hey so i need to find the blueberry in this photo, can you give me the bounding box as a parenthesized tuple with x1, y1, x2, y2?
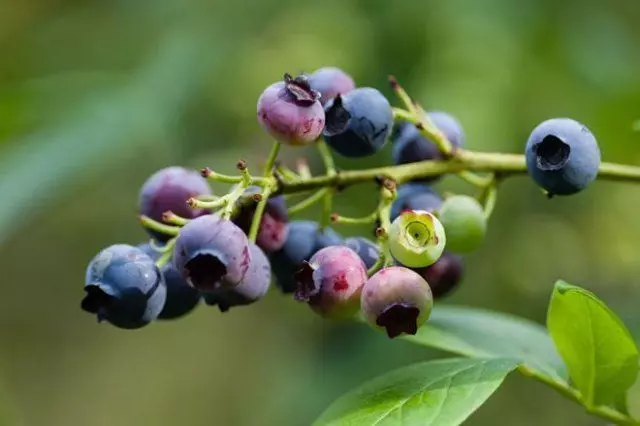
(344, 237, 380, 270)
(294, 245, 367, 319)
(438, 195, 486, 254)
(139, 167, 212, 242)
(388, 210, 446, 268)
(412, 252, 464, 299)
(269, 221, 343, 293)
(308, 67, 356, 106)
(257, 73, 325, 146)
(525, 118, 601, 196)
(232, 186, 290, 253)
(323, 88, 393, 158)
(138, 243, 201, 319)
(81, 244, 167, 329)
(202, 244, 271, 312)
(392, 111, 465, 182)
(390, 183, 443, 221)
(173, 215, 251, 292)
(361, 266, 433, 339)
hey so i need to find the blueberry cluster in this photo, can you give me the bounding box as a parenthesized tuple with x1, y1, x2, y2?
(81, 67, 602, 340)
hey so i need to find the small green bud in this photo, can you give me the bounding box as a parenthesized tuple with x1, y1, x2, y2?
(438, 195, 486, 253)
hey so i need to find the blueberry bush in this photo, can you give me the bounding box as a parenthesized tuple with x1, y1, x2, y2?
(82, 71, 640, 425)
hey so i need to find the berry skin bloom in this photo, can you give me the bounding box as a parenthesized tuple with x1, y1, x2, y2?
(139, 166, 212, 242)
(257, 73, 325, 146)
(411, 251, 464, 299)
(389, 209, 446, 268)
(392, 111, 465, 182)
(438, 195, 487, 254)
(294, 245, 367, 319)
(231, 186, 290, 253)
(390, 183, 443, 221)
(308, 67, 356, 106)
(361, 266, 433, 339)
(202, 244, 271, 312)
(525, 118, 601, 196)
(344, 237, 380, 270)
(172, 215, 251, 292)
(81, 244, 167, 329)
(323, 88, 393, 158)
(138, 243, 201, 319)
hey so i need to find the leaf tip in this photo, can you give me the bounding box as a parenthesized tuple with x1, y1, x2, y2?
(554, 280, 575, 295)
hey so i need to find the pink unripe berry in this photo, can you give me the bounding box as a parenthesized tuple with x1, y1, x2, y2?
(257, 73, 325, 146)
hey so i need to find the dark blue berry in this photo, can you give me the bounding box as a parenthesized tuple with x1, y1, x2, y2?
(411, 251, 464, 299)
(139, 167, 212, 242)
(344, 237, 380, 270)
(390, 183, 443, 221)
(82, 244, 166, 329)
(269, 221, 343, 293)
(525, 118, 601, 196)
(202, 244, 271, 312)
(391, 111, 465, 182)
(138, 243, 201, 319)
(173, 215, 251, 292)
(323, 88, 393, 158)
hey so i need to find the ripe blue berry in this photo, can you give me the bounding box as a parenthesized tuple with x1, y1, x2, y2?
(82, 244, 167, 329)
(139, 167, 212, 242)
(232, 186, 289, 253)
(173, 215, 251, 292)
(344, 237, 380, 270)
(308, 67, 355, 105)
(269, 221, 343, 293)
(438, 195, 486, 254)
(202, 244, 271, 312)
(390, 183, 443, 221)
(389, 210, 446, 268)
(361, 266, 433, 338)
(257, 73, 325, 146)
(525, 118, 601, 196)
(138, 243, 201, 319)
(391, 111, 465, 182)
(323, 88, 393, 158)
(411, 251, 464, 299)
(294, 245, 367, 319)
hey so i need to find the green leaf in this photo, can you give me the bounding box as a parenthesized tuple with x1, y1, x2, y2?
(402, 306, 567, 381)
(313, 358, 518, 426)
(547, 280, 639, 407)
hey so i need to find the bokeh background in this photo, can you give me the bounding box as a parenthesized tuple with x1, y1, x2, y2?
(1, 0, 640, 425)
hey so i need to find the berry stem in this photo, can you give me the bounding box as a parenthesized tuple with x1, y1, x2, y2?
(482, 180, 499, 221)
(275, 163, 299, 182)
(367, 185, 396, 276)
(317, 140, 337, 230)
(162, 211, 190, 226)
(392, 106, 453, 156)
(139, 215, 180, 236)
(331, 211, 378, 225)
(288, 188, 330, 215)
(317, 139, 337, 176)
(321, 188, 333, 230)
(457, 170, 494, 188)
(248, 186, 273, 243)
(388, 76, 417, 115)
(154, 238, 176, 268)
(263, 142, 281, 177)
(296, 158, 312, 180)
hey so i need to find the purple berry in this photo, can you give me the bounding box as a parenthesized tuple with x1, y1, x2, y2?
(390, 183, 443, 221)
(392, 111, 465, 182)
(344, 237, 380, 270)
(323, 88, 393, 158)
(202, 244, 271, 312)
(412, 252, 464, 299)
(139, 167, 212, 242)
(82, 244, 167, 329)
(294, 245, 367, 319)
(172, 215, 251, 292)
(361, 266, 433, 339)
(308, 67, 356, 105)
(232, 186, 289, 253)
(269, 221, 343, 293)
(138, 243, 201, 319)
(257, 73, 325, 146)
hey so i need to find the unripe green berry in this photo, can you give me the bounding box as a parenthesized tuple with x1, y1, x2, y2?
(388, 210, 446, 268)
(438, 195, 486, 254)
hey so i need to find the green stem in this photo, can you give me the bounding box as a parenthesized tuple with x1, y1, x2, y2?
(483, 183, 498, 221)
(332, 211, 378, 225)
(288, 188, 329, 215)
(367, 186, 396, 276)
(317, 140, 336, 176)
(139, 215, 180, 236)
(321, 188, 333, 230)
(275, 149, 640, 195)
(248, 187, 272, 243)
(457, 170, 493, 188)
(297, 158, 312, 180)
(518, 366, 639, 425)
(263, 142, 281, 177)
(154, 238, 176, 268)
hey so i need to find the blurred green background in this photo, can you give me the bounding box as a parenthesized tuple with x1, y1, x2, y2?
(1, 0, 640, 425)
